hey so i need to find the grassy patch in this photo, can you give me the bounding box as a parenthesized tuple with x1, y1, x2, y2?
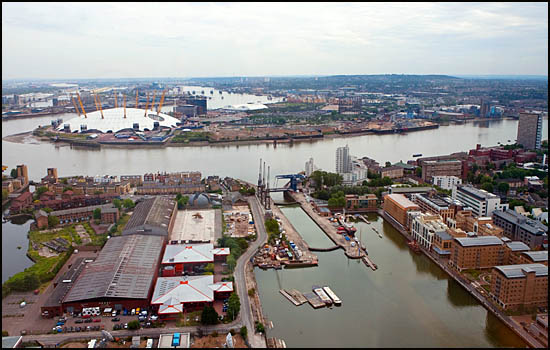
(175, 311, 202, 327)
(111, 213, 130, 236)
(463, 269, 482, 280)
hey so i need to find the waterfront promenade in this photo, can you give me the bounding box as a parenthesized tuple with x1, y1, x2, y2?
(378, 209, 545, 348)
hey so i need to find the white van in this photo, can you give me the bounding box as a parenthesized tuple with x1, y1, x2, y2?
(146, 339, 153, 348)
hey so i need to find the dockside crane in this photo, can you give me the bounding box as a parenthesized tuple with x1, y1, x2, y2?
(123, 94, 127, 118)
(76, 93, 87, 118)
(144, 92, 150, 117)
(157, 90, 166, 116)
(71, 95, 81, 116)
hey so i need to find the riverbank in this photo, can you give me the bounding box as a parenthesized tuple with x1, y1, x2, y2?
(377, 209, 545, 348)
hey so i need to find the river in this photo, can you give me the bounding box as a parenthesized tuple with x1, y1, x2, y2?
(254, 207, 527, 347)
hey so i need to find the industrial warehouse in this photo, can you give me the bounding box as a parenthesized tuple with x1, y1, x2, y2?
(39, 195, 232, 320)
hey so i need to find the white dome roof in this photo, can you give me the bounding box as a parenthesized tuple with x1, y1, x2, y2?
(58, 107, 180, 133)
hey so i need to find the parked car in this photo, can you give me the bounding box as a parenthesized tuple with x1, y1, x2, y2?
(75, 319, 83, 324)
(75, 326, 81, 332)
(149, 315, 158, 321)
(93, 318, 101, 322)
(113, 324, 120, 330)
(84, 319, 92, 323)
(112, 317, 120, 322)
(124, 323, 128, 329)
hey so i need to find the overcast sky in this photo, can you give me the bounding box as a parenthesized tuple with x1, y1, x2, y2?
(2, 2, 548, 80)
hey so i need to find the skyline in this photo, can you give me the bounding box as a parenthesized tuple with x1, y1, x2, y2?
(2, 2, 548, 80)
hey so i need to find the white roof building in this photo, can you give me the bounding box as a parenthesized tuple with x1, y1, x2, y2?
(162, 243, 230, 264)
(58, 107, 180, 133)
(151, 275, 233, 314)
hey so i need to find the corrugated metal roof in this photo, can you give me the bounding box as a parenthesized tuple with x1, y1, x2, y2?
(151, 275, 233, 308)
(494, 264, 548, 279)
(63, 235, 163, 303)
(455, 235, 503, 247)
(123, 197, 175, 236)
(505, 241, 530, 251)
(522, 250, 548, 262)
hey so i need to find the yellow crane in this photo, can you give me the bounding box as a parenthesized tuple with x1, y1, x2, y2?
(157, 89, 167, 116)
(143, 92, 150, 117)
(149, 91, 156, 117)
(114, 92, 118, 108)
(123, 94, 127, 118)
(135, 90, 139, 108)
(71, 95, 81, 116)
(96, 93, 105, 119)
(76, 93, 87, 118)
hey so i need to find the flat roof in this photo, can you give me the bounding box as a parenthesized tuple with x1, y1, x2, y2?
(494, 264, 548, 279)
(455, 235, 503, 247)
(158, 333, 190, 348)
(2, 336, 22, 349)
(170, 209, 217, 242)
(456, 184, 498, 200)
(417, 193, 450, 208)
(385, 194, 419, 210)
(522, 250, 548, 262)
(162, 243, 229, 264)
(63, 234, 163, 303)
(151, 275, 233, 313)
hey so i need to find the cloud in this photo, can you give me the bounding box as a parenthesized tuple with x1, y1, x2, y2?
(2, 2, 548, 79)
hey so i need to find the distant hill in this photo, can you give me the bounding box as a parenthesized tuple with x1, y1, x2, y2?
(453, 75, 548, 80)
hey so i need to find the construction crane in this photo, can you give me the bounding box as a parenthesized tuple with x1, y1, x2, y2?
(123, 94, 127, 119)
(71, 95, 81, 116)
(149, 91, 156, 117)
(114, 92, 118, 108)
(135, 90, 139, 108)
(76, 93, 87, 118)
(96, 93, 105, 119)
(157, 89, 166, 116)
(143, 92, 150, 117)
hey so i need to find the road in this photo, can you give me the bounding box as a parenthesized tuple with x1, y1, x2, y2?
(236, 195, 268, 348)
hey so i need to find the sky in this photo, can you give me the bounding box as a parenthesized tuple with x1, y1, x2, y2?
(2, 2, 548, 80)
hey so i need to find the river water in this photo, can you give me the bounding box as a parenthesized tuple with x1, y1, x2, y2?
(254, 207, 526, 347)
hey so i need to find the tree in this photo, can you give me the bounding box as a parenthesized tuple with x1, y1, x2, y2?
(204, 263, 214, 273)
(113, 199, 122, 209)
(48, 215, 59, 228)
(240, 326, 248, 340)
(201, 306, 219, 325)
(43, 207, 53, 213)
(127, 320, 140, 330)
(481, 182, 494, 193)
(2, 189, 7, 201)
(34, 186, 49, 199)
(227, 292, 240, 321)
(62, 186, 73, 193)
(247, 187, 256, 195)
(227, 255, 236, 273)
(122, 198, 135, 209)
(176, 193, 183, 201)
(10, 168, 17, 178)
(23, 273, 40, 290)
(93, 208, 101, 220)
(385, 161, 391, 168)
(255, 322, 265, 333)
(497, 182, 510, 194)
(60, 178, 68, 184)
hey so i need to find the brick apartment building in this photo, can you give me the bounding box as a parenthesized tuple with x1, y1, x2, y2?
(421, 160, 463, 182)
(449, 235, 505, 271)
(383, 194, 420, 230)
(490, 263, 548, 310)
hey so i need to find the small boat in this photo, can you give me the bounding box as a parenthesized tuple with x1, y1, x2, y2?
(322, 286, 341, 305)
(407, 240, 421, 253)
(312, 286, 332, 305)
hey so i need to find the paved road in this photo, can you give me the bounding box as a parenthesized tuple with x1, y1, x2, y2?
(237, 195, 268, 348)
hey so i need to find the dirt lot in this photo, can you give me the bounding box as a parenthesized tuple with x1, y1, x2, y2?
(191, 333, 246, 348)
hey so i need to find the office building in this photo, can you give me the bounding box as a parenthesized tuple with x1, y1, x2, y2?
(411, 193, 456, 222)
(410, 213, 449, 250)
(490, 264, 548, 310)
(517, 112, 543, 150)
(432, 175, 462, 190)
(452, 184, 506, 217)
(492, 209, 548, 249)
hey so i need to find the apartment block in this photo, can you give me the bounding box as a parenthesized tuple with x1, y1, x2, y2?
(411, 193, 456, 222)
(410, 212, 449, 250)
(517, 112, 543, 150)
(452, 184, 507, 217)
(432, 175, 462, 190)
(421, 160, 462, 182)
(490, 264, 548, 310)
(492, 209, 548, 249)
(449, 235, 505, 271)
(383, 194, 420, 229)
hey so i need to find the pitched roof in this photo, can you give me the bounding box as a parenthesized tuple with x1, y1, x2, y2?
(493, 264, 548, 279)
(454, 235, 503, 247)
(162, 243, 229, 264)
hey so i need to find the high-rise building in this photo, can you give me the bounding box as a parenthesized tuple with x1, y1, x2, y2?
(305, 158, 315, 177)
(16, 164, 28, 186)
(517, 112, 543, 150)
(336, 145, 351, 174)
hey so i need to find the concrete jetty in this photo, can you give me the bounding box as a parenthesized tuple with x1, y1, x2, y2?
(287, 191, 365, 259)
(303, 292, 325, 309)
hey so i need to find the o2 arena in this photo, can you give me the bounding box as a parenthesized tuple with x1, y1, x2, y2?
(58, 107, 180, 134)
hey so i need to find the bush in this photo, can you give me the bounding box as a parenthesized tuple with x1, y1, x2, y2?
(248, 288, 255, 297)
(127, 320, 140, 330)
(48, 215, 59, 228)
(201, 306, 219, 325)
(226, 292, 240, 321)
(255, 322, 265, 333)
